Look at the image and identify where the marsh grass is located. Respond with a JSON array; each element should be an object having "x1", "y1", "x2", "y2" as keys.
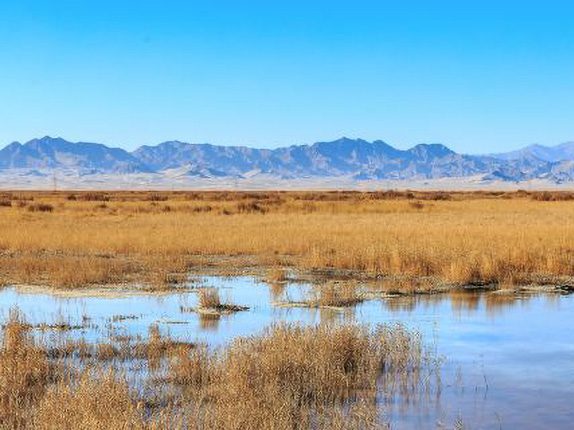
[
  {"x1": 268, "y1": 281, "x2": 287, "y2": 301},
  {"x1": 198, "y1": 288, "x2": 221, "y2": 309},
  {"x1": 375, "y1": 277, "x2": 452, "y2": 296},
  {"x1": 0, "y1": 313, "x2": 56, "y2": 429},
  {"x1": 0, "y1": 254, "x2": 189, "y2": 290},
  {"x1": 196, "y1": 289, "x2": 249, "y2": 314},
  {"x1": 45, "y1": 326, "x2": 194, "y2": 367},
  {"x1": 267, "y1": 266, "x2": 288, "y2": 283},
  {"x1": 314, "y1": 283, "x2": 366, "y2": 307},
  {"x1": 0, "y1": 309, "x2": 435, "y2": 429},
  {"x1": 278, "y1": 283, "x2": 365, "y2": 309},
  {"x1": 0, "y1": 255, "x2": 137, "y2": 288},
  {"x1": 169, "y1": 323, "x2": 429, "y2": 429},
  {"x1": 30, "y1": 371, "x2": 151, "y2": 430}
]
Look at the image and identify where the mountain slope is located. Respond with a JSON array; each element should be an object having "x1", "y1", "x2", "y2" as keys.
[
  {"x1": 0, "y1": 136, "x2": 151, "y2": 173},
  {"x1": 131, "y1": 137, "x2": 506, "y2": 179},
  {"x1": 132, "y1": 141, "x2": 274, "y2": 174},
  {"x1": 0, "y1": 136, "x2": 571, "y2": 182},
  {"x1": 132, "y1": 137, "x2": 551, "y2": 180}
]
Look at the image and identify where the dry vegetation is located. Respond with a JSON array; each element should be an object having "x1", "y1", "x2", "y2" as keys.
[
  {"x1": 277, "y1": 282, "x2": 366, "y2": 309},
  {"x1": 0, "y1": 311, "x2": 437, "y2": 429},
  {"x1": 1, "y1": 190, "x2": 574, "y2": 290},
  {"x1": 194, "y1": 288, "x2": 249, "y2": 314},
  {"x1": 0, "y1": 189, "x2": 562, "y2": 429}
]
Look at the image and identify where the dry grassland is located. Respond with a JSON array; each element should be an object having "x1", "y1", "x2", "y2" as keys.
[{"x1": 0, "y1": 190, "x2": 573, "y2": 290}]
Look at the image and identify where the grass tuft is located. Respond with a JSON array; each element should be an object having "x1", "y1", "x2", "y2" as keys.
[{"x1": 197, "y1": 289, "x2": 249, "y2": 314}]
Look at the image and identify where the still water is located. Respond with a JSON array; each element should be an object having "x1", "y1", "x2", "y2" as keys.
[{"x1": 1, "y1": 276, "x2": 573, "y2": 429}]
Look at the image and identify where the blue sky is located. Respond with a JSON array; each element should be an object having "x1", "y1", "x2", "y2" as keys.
[{"x1": 0, "y1": 1, "x2": 573, "y2": 153}]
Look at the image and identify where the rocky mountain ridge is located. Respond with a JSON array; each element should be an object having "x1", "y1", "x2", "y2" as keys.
[{"x1": 2, "y1": 136, "x2": 574, "y2": 182}]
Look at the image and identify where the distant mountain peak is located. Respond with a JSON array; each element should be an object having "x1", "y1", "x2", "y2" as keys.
[
  {"x1": 28, "y1": 136, "x2": 68, "y2": 145},
  {"x1": 334, "y1": 136, "x2": 359, "y2": 142},
  {"x1": 411, "y1": 142, "x2": 453, "y2": 151},
  {"x1": 407, "y1": 143, "x2": 455, "y2": 159},
  {"x1": 490, "y1": 141, "x2": 574, "y2": 163},
  {"x1": 38, "y1": 135, "x2": 59, "y2": 141},
  {"x1": 1, "y1": 135, "x2": 573, "y2": 183},
  {"x1": 0, "y1": 136, "x2": 151, "y2": 173}
]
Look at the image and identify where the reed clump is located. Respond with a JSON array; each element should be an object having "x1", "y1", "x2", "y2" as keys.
[
  {"x1": 275, "y1": 282, "x2": 365, "y2": 309},
  {"x1": 267, "y1": 266, "x2": 288, "y2": 283},
  {"x1": 314, "y1": 283, "x2": 365, "y2": 307},
  {"x1": 169, "y1": 323, "x2": 426, "y2": 429},
  {"x1": 196, "y1": 289, "x2": 249, "y2": 314},
  {"x1": 278, "y1": 283, "x2": 365, "y2": 309}
]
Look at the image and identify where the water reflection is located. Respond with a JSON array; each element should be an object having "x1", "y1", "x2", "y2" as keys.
[
  {"x1": 267, "y1": 281, "x2": 287, "y2": 301},
  {"x1": 379, "y1": 289, "x2": 559, "y2": 318},
  {"x1": 198, "y1": 312, "x2": 221, "y2": 331},
  {"x1": 0, "y1": 277, "x2": 573, "y2": 429}
]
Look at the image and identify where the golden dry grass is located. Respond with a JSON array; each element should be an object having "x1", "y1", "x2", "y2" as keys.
[
  {"x1": 0, "y1": 312, "x2": 56, "y2": 429},
  {"x1": 267, "y1": 266, "x2": 288, "y2": 283},
  {"x1": 31, "y1": 372, "x2": 148, "y2": 430},
  {"x1": 277, "y1": 283, "x2": 365, "y2": 309},
  {"x1": 196, "y1": 288, "x2": 249, "y2": 314},
  {"x1": 198, "y1": 288, "x2": 222, "y2": 309},
  {"x1": 168, "y1": 322, "x2": 427, "y2": 429},
  {"x1": 1, "y1": 190, "x2": 574, "y2": 289}
]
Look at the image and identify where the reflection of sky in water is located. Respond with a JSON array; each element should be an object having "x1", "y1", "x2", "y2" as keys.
[{"x1": 1, "y1": 277, "x2": 573, "y2": 430}]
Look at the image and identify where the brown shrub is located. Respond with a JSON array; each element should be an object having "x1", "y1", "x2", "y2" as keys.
[
  {"x1": 531, "y1": 191, "x2": 574, "y2": 201},
  {"x1": 78, "y1": 192, "x2": 110, "y2": 202},
  {"x1": 147, "y1": 194, "x2": 168, "y2": 202},
  {"x1": 27, "y1": 203, "x2": 54, "y2": 213},
  {"x1": 235, "y1": 201, "x2": 267, "y2": 214}
]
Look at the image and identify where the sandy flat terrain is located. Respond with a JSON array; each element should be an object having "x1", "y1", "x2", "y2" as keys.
[{"x1": 1, "y1": 171, "x2": 574, "y2": 191}]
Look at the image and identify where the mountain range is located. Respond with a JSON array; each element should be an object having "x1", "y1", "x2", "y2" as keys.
[{"x1": 2, "y1": 136, "x2": 574, "y2": 183}]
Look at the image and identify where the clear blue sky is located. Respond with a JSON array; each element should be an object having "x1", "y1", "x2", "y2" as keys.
[{"x1": 1, "y1": 1, "x2": 573, "y2": 153}]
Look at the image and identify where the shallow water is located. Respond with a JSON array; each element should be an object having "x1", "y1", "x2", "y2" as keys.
[{"x1": 1, "y1": 276, "x2": 573, "y2": 429}]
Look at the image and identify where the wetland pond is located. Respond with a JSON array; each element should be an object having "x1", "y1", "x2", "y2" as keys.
[{"x1": 1, "y1": 275, "x2": 573, "y2": 430}]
